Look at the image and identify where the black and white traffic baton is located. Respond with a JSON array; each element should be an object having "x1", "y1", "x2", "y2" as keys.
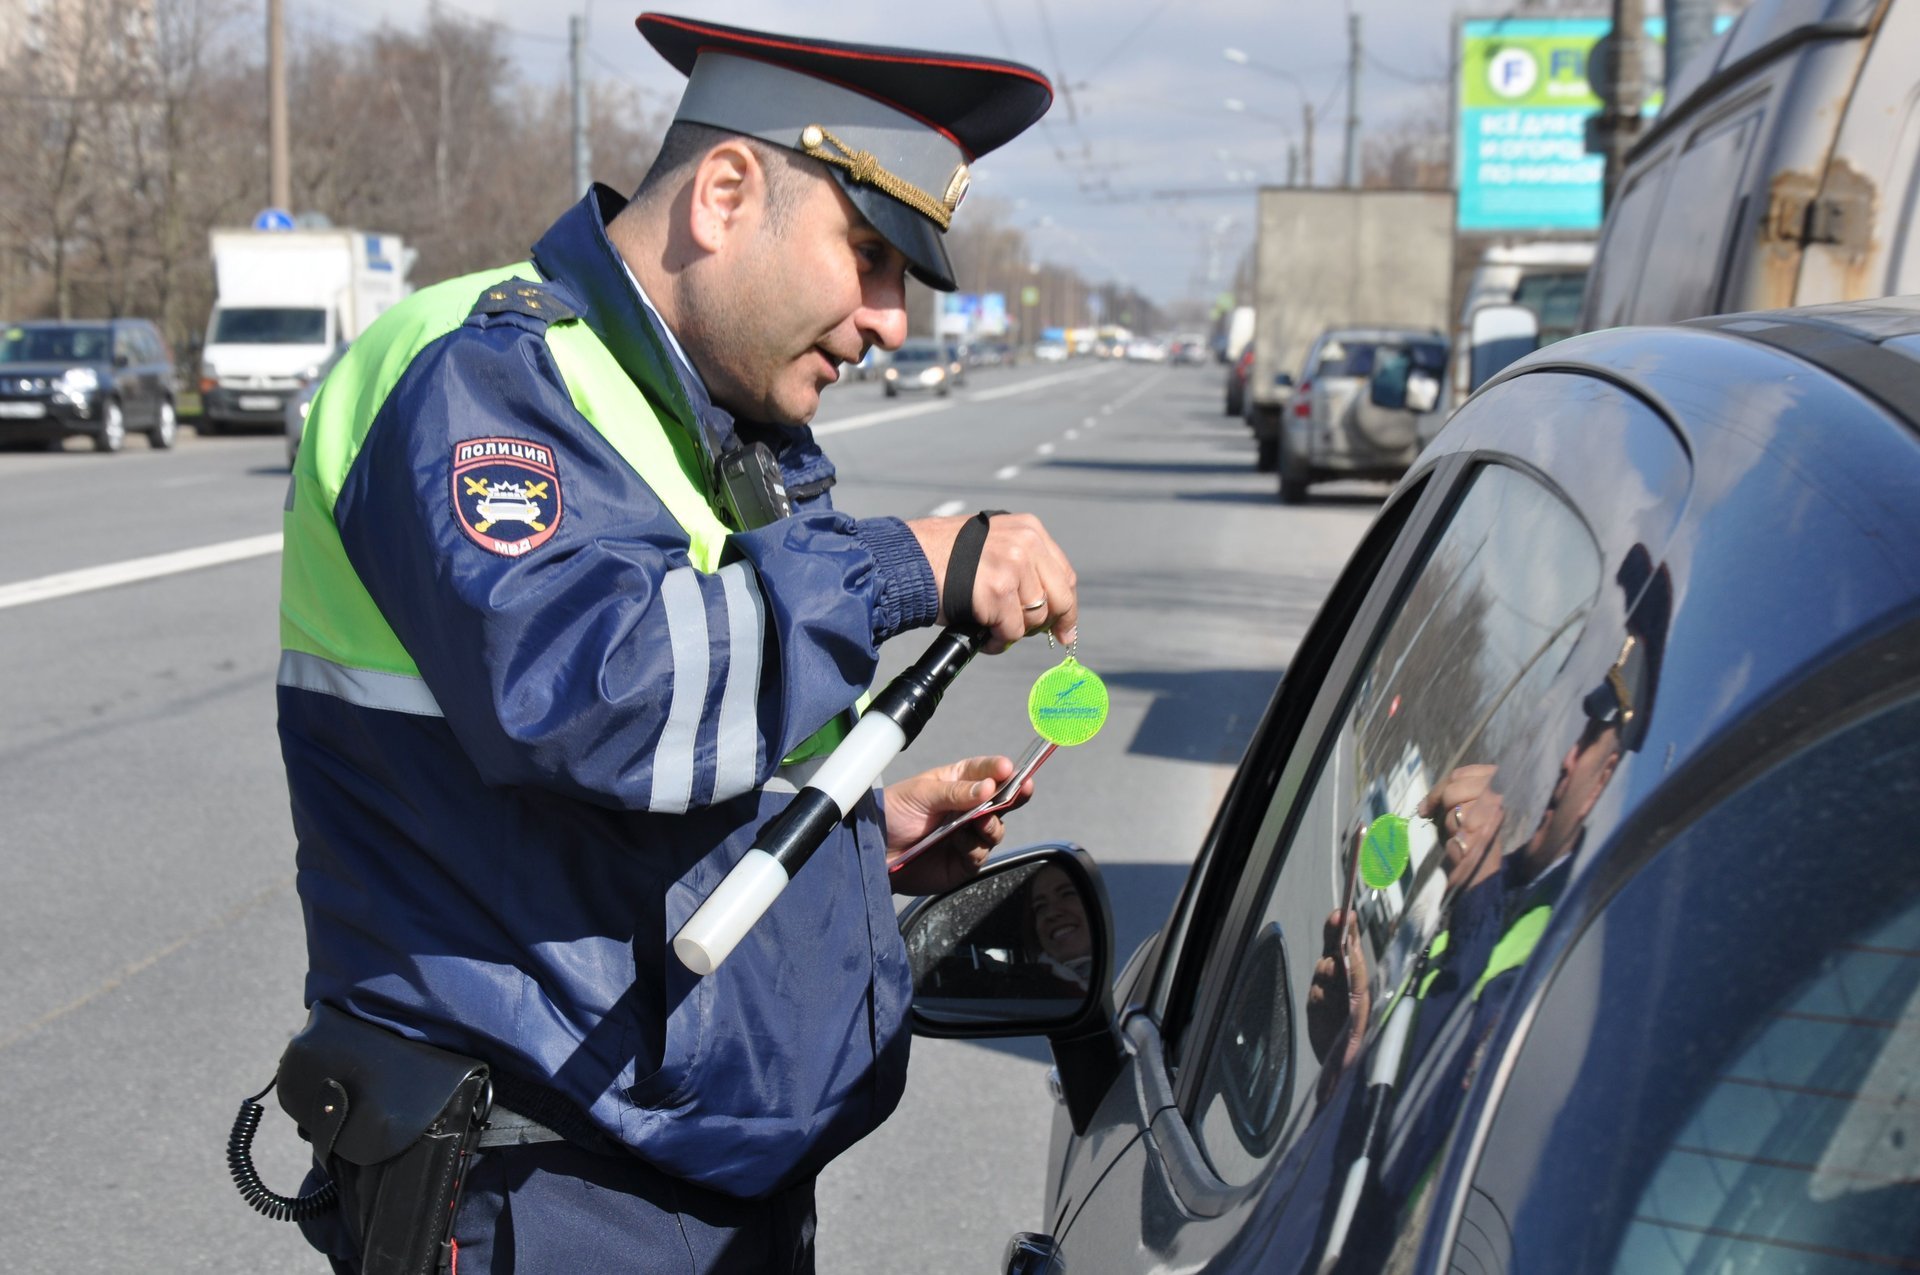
[{"x1": 672, "y1": 624, "x2": 988, "y2": 975}]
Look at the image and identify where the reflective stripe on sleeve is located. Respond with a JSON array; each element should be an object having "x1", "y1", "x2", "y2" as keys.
[
  {"x1": 650, "y1": 567, "x2": 709, "y2": 814},
  {"x1": 277, "y1": 650, "x2": 445, "y2": 718},
  {"x1": 712, "y1": 562, "x2": 767, "y2": 802}
]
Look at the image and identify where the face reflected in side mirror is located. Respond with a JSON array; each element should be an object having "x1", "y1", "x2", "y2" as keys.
[{"x1": 900, "y1": 846, "x2": 1112, "y2": 1039}]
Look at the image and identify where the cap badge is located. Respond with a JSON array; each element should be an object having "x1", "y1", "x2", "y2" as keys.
[
  {"x1": 797, "y1": 123, "x2": 955, "y2": 231},
  {"x1": 943, "y1": 164, "x2": 971, "y2": 214}
]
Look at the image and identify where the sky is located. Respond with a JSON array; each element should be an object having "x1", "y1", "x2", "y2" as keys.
[{"x1": 297, "y1": 0, "x2": 1465, "y2": 306}]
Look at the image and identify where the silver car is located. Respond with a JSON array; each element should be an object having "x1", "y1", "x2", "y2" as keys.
[
  {"x1": 1280, "y1": 326, "x2": 1446, "y2": 504},
  {"x1": 284, "y1": 346, "x2": 349, "y2": 468}
]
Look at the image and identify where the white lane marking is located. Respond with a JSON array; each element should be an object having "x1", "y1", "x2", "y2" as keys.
[
  {"x1": 813, "y1": 399, "x2": 953, "y2": 437},
  {"x1": 929, "y1": 499, "x2": 967, "y2": 517},
  {"x1": 812, "y1": 364, "x2": 1116, "y2": 437},
  {"x1": 995, "y1": 465, "x2": 1021, "y2": 481},
  {"x1": 0, "y1": 533, "x2": 284, "y2": 612},
  {"x1": 1106, "y1": 368, "x2": 1169, "y2": 412},
  {"x1": 1037, "y1": 442, "x2": 1056, "y2": 456},
  {"x1": 967, "y1": 365, "x2": 1114, "y2": 403}
]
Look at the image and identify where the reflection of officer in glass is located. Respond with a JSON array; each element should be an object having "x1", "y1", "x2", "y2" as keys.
[
  {"x1": 1023, "y1": 864, "x2": 1093, "y2": 992},
  {"x1": 1333, "y1": 550, "x2": 1672, "y2": 1269}
]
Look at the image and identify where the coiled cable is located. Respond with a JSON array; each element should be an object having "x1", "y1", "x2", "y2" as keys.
[{"x1": 228, "y1": 1078, "x2": 338, "y2": 1222}]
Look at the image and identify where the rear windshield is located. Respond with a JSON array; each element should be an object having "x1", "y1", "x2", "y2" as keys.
[
  {"x1": 0, "y1": 326, "x2": 111, "y2": 363},
  {"x1": 1319, "y1": 339, "x2": 1445, "y2": 378},
  {"x1": 212, "y1": 308, "x2": 327, "y2": 344}
]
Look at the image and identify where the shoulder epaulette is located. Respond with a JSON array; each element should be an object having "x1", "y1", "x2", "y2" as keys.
[{"x1": 468, "y1": 280, "x2": 580, "y2": 327}]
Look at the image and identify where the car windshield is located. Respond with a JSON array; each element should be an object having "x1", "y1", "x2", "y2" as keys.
[
  {"x1": 0, "y1": 326, "x2": 111, "y2": 363},
  {"x1": 212, "y1": 308, "x2": 327, "y2": 344},
  {"x1": 1512, "y1": 271, "x2": 1589, "y2": 346}
]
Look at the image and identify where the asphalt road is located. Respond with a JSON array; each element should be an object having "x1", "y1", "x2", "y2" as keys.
[{"x1": 0, "y1": 359, "x2": 1381, "y2": 1272}]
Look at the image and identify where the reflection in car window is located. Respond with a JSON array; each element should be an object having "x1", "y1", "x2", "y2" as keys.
[
  {"x1": 1616, "y1": 895, "x2": 1920, "y2": 1273},
  {"x1": 1456, "y1": 694, "x2": 1920, "y2": 1275},
  {"x1": 1188, "y1": 465, "x2": 1603, "y2": 1187}
]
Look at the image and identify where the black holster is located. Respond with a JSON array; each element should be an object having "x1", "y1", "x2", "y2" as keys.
[{"x1": 235, "y1": 1003, "x2": 492, "y2": 1275}]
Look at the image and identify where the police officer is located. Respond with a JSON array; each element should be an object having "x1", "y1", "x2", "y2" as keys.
[{"x1": 279, "y1": 13, "x2": 1065, "y2": 1272}]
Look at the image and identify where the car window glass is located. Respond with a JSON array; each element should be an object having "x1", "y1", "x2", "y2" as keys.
[
  {"x1": 1511, "y1": 273, "x2": 1589, "y2": 345},
  {"x1": 1583, "y1": 163, "x2": 1673, "y2": 329},
  {"x1": 211, "y1": 308, "x2": 327, "y2": 344},
  {"x1": 1187, "y1": 464, "x2": 1604, "y2": 1187},
  {"x1": 1630, "y1": 104, "x2": 1765, "y2": 323},
  {"x1": 1454, "y1": 693, "x2": 1920, "y2": 1275}
]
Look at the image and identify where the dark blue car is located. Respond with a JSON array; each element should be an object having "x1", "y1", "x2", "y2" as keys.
[{"x1": 901, "y1": 297, "x2": 1920, "y2": 1274}]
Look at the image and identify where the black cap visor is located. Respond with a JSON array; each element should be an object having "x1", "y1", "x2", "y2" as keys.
[{"x1": 833, "y1": 170, "x2": 956, "y2": 291}]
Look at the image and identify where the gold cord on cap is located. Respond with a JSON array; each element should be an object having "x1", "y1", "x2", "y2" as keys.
[{"x1": 798, "y1": 124, "x2": 962, "y2": 230}]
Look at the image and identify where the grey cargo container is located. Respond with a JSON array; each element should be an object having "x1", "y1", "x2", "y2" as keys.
[{"x1": 1244, "y1": 189, "x2": 1455, "y2": 472}]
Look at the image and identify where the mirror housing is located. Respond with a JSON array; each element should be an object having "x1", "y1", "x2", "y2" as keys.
[
  {"x1": 898, "y1": 844, "x2": 1124, "y2": 1133},
  {"x1": 1468, "y1": 303, "x2": 1541, "y2": 393}
]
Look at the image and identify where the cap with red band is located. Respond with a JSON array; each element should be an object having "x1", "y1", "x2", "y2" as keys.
[{"x1": 637, "y1": 12, "x2": 1052, "y2": 290}]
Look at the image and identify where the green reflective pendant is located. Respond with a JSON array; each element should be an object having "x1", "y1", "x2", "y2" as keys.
[
  {"x1": 1360, "y1": 814, "x2": 1411, "y2": 890},
  {"x1": 1029, "y1": 656, "x2": 1109, "y2": 746}
]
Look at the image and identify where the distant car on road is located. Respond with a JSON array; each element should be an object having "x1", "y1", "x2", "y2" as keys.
[
  {"x1": 0, "y1": 318, "x2": 178, "y2": 453},
  {"x1": 1280, "y1": 326, "x2": 1445, "y2": 503},
  {"x1": 284, "y1": 345, "x2": 349, "y2": 468},
  {"x1": 884, "y1": 340, "x2": 953, "y2": 396},
  {"x1": 901, "y1": 295, "x2": 1920, "y2": 1275}
]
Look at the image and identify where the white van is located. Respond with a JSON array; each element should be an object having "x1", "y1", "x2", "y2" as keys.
[{"x1": 1579, "y1": 0, "x2": 1920, "y2": 329}]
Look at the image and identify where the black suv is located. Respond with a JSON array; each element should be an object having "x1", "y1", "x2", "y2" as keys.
[{"x1": 0, "y1": 319, "x2": 179, "y2": 452}]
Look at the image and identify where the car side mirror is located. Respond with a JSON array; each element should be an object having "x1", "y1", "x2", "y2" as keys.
[
  {"x1": 899, "y1": 845, "x2": 1123, "y2": 1133},
  {"x1": 1468, "y1": 303, "x2": 1541, "y2": 393},
  {"x1": 1406, "y1": 370, "x2": 1440, "y2": 414}
]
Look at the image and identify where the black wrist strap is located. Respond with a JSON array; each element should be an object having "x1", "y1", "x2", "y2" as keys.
[{"x1": 942, "y1": 510, "x2": 1007, "y2": 626}]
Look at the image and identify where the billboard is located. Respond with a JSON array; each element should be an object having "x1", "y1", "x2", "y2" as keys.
[
  {"x1": 1455, "y1": 15, "x2": 1725, "y2": 233},
  {"x1": 936, "y1": 292, "x2": 1009, "y2": 339}
]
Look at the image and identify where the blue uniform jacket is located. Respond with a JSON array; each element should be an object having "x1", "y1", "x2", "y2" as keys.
[{"x1": 283, "y1": 188, "x2": 939, "y2": 1198}]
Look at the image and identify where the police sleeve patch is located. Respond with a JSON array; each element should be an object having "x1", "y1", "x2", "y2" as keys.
[{"x1": 452, "y1": 437, "x2": 562, "y2": 557}]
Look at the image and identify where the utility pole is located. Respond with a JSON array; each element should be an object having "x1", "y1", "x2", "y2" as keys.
[
  {"x1": 570, "y1": 15, "x2": 592, "y2": 200},
  {"x1": 1665, "y1": 0, "x2": 1714, "y2": 101},
  {"x1": 1302, "y1": 102, "x2": 1316, "y2": 188},
  {"x1": 1588, "y1": 0, "x2": 1647, "y2": 212},
  {"x1": 268, "y1": 0, "x2": 290, "y2": 211},
  {"x1": 1343, "y1": 12, "x2": 1362, "y2": 188}
]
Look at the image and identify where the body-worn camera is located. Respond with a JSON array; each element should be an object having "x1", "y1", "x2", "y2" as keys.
[{"x1": 716, "y1": 440, "x2": 792, "y2": 530}]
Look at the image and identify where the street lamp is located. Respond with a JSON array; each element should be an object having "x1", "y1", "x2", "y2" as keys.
[{"x1": 1222, "y1": 47, "x2": 1316, "y2": 186}]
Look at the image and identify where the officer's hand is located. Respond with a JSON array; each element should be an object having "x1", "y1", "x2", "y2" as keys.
[
  {"x1": 883, "y1": 754, "x2": 1033, "y2": 896},
  {"x1": 1305, "y1": 908, "x2": 1370, "y2": 1071},
  {"x1": 1418, "y1": 764, "x2": 1505, "y2": 894},
  {"x1": 908, "y1": 512, "x2": 1078, "y2": 653}
]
